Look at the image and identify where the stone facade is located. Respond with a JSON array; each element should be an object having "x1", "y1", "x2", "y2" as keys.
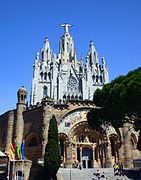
[
  {"x1": 0, "y1": 23, "x2": 141, "y2": 179},
  {"x1": 0, "y1": 94, "x2": 140, "y2": 170},
  {"x1": 31, "y1": 23, "x2": 109, "y2": 105}
]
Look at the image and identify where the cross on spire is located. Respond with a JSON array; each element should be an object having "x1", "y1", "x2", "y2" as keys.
[{"x1": 60, "y1": 22, "x2": 73, "y2": 33}]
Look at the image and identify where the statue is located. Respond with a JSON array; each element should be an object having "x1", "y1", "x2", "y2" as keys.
[{"x1": 60, "y1": 22, "x2": 73, "y2": 33}]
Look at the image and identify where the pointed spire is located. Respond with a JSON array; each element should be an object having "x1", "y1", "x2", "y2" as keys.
[
  {"x1": 90, "y1": 40, "x2": 94, "y2": 45},
  {"x1": 43, "y1": 36, "x2": 50, "y2": 50},
  {"x1": 85, "y1": 56, "x2": 89, "y2": 69},
  {"x1": 89, "y1": 40, "x2": 96, "y2": 52},
  {"x1": 36, "y1": 52, "x2": 39, "y2": 60},
  {"x1": 81, "y1": 54, "x2": 83, "y2": 66},
  {"x1": 102, "y1": 55, "x2": 105, "y2": 64}
]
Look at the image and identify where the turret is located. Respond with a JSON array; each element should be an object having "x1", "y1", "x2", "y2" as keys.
[
  {"x1": 58, "y1": 23, "x2": 75, "y2": 64},
  {"x1": 42, "y1": 36, "x2": 51, "y2": 62},
  {"x1": 17, "y1": 85, "x2": 27, "y2": 105}
]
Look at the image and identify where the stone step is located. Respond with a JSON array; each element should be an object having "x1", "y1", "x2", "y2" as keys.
[{"x1": 57, "y1": 168, "x2": 141, "y2": 180}]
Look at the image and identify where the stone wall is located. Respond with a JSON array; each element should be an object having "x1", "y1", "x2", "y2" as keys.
[
  {"x1": 9, "y1": 160, "x2": 32, "y2": 180},
  {"x1": 0, "y1": 111, "x2": 12, "y2": 151},
  {"x1": 0, "y1": 99, "x2": 140, "y2": 170}
]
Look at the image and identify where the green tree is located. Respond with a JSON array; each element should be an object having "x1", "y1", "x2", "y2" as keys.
[
  {"x1": 87, "y1": 67, "x2": 141, "y2": 150},
  {"x1": 44, "y1": 115, "x2": 61, "y2": 180}
]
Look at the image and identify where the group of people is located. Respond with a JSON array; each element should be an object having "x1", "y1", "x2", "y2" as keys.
[
  {"x1": 93, "y1": 170, "x2": 107, "y2": 180},
  {"x1": 92, "y1": 162, "x2": 124, "y2": 179},
  {"x1": 72, "y1": 160, "x2": 82, "y2": 170},
  {"x1": 113, "y1": 162, "x2": 124, "y2": 176}
]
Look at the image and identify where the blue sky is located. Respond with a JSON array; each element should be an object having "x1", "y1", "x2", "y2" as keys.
[{"x1": 0, "y1": 0, "x2": 141, "y2": 114}]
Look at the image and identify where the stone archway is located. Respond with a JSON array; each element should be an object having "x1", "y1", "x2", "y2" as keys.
[
  {"x1": 24, "y1": 132, "x2": 41, "y2": 162},
  {"x1": 58, "y1": 133, "x2": 69, "y2": 167},
  {"x1": 70, "y1": 121, "x2": 106, "y2": 168},
  {"x1": 108, "y1": 133, "x2": 120, "y2": 165},
  {"x1": 58, "y1": 109, "x2": 121, "y2": 168}
]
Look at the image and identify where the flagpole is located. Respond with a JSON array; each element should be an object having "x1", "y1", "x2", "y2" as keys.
[
  {"x1": 21, "y1": 140, "x2": 24, "y2": 180},
  {"x1": 21, "y1": 159, "x2": 24, "y2": 180},
  {"x1": 12, "y1": 155, "x2": 15, "y2": 180},
  {"x1": 7, "y1": 157, "x2": 10, "y2": 180}
]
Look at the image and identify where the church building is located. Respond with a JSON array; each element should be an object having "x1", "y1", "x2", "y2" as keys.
[
  {"x1": 31, "y1": 23, "x2": 109, "y2": 105},
  {"x1": 0, "y1": 23, "x2": 140, "y2": 179}
]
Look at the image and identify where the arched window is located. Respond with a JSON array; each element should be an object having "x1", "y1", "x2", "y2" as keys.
[
  {"x1": 48, "y1": 72, "x2": 51, "y2": 80},
  {"x1": 67, "y1": 43, "x2": 69, "y2": 53},
  {"x1": 92, "y1": 75, "x2": 95, "y2": 82},
  {"x1": 28, "y1": 137, "x2": 38, "y2": 147},
  {"x1": 40, "y1": 72, "x2": 43, "y2": 80},
  {"x1": 44, "y1": 72, "x2": 47, "y2": 80},
  {"x1": 71, "y1": 95, "x2": 74, "y2": 100},
  {"x1": 63, "y1": 95, "x2": 66, "y2": 99},
  {"x1": 67, "y1": 95, "x2": 70, "y2": 100},
  {"x1": 79, "y1": 95, "x2": 82, "y2": 100},
  {"x1": 43, "y1": 86, "x2": 47, "y2": 97},
  {"x1": 75, "y1": 95, "x2": 78, "y2": 100},
  {"x1": 21, "y1": 94, "x2": 23, "y2": 102},
  {"x1": 100, "y1": 75, "x2": 102, "y2": 83},
  {"x1": 77, "y1": 148, "x2": 80, "y2": 162},
  {"x1": 88, "y1": 135, "x2": 91, "y2": 142},
  {"x1": 60, "y1": 139, "x2": 64, "y2": 157},
  {"x1": 81, "y1": 135, "x2": 84, "y2": 142},
  {"x1": 96, "y1": 75, "x2": 98, "y2": 82}
]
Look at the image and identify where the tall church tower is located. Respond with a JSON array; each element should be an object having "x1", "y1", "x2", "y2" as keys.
[
  {"x1": 15, "y1": 85, "x2": 27, "y2": 144},
  {"x1": 58, "y1": 23, "x2": 76, "y2": 66},
  {"x1": 30, "y1": 23, "x2": 109, "y2": 105}
]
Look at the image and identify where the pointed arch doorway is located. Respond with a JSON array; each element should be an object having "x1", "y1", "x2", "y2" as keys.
[{"x1": 82, "y1": 147, "x2": 93, "y2": 168}]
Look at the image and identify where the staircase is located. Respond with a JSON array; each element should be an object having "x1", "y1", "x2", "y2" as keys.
[{"x1": 57, "y1": 168, "x2": 141, "y2": 180}]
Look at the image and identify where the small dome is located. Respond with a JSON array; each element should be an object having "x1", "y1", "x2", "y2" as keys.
[{"x1": 18, "y1": 85, "x2": 27, "y2": 95}]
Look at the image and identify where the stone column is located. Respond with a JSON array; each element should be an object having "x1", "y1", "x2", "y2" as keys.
[
  {"x1": 97, "y1": 148, "x2": 101, "y2": 167},
  {"x1": 65, "y1": 141, "x2": 72, "y2": 168},
  {"x1": 15, "y1": 104, "x2": 26, "y2": 144},
  {"x1": 5, "y1": 111, "x2": 14, "y2": 153},
  {"x1": 80, "y1": 146, "x2": 82, "y2": 164},
  {"x1": 92, "y1": 145, "x2": 95, "y2": 168},
  {"x1": 118, "y1": 128, "x2": 125, "y2": 164},
  {"x1": 105, "y1": 137, "x2": 113, "y2": 167},
  {"x1": 64, "y1": 140, "x2": 66, "y2": 163},
  {"x1": 41, "y1": 99, "x2": 54, "y2": 157},
  {"x1": 93, "y1": 144, "x2": 97, "y2": 167},
  {"x1": 123, "y1": 123, "x2": 133, "y2": 168},
  {"x1": 94, "y1": 147, "x2": 98, "y2": 167}
]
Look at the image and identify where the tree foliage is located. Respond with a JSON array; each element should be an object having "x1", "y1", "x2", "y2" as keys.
[
  {"x1": 44, "y1": 115, "x2": 61, "y2": 180},
  {"x1": 87, "y1": 67, "x2": 141, "y2": 149}
]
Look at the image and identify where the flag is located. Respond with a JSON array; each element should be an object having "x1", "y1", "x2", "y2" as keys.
[
  {"x1": 14, "y1": 141, "x2": 18, "y2": 160},
  {"x1": 20, "y1": 141, "x2": 24, "y2": 160},
  {"x1": 9, "y1": 143, "x2": 14, "y2": 160},
  {"x1": 17, "y1": 142, "x2": 21, "y2": 160}
]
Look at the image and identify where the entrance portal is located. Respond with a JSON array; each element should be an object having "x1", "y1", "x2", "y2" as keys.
[{"x1": 82, "y1": 148, "x2": 92, "y2": 168}]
